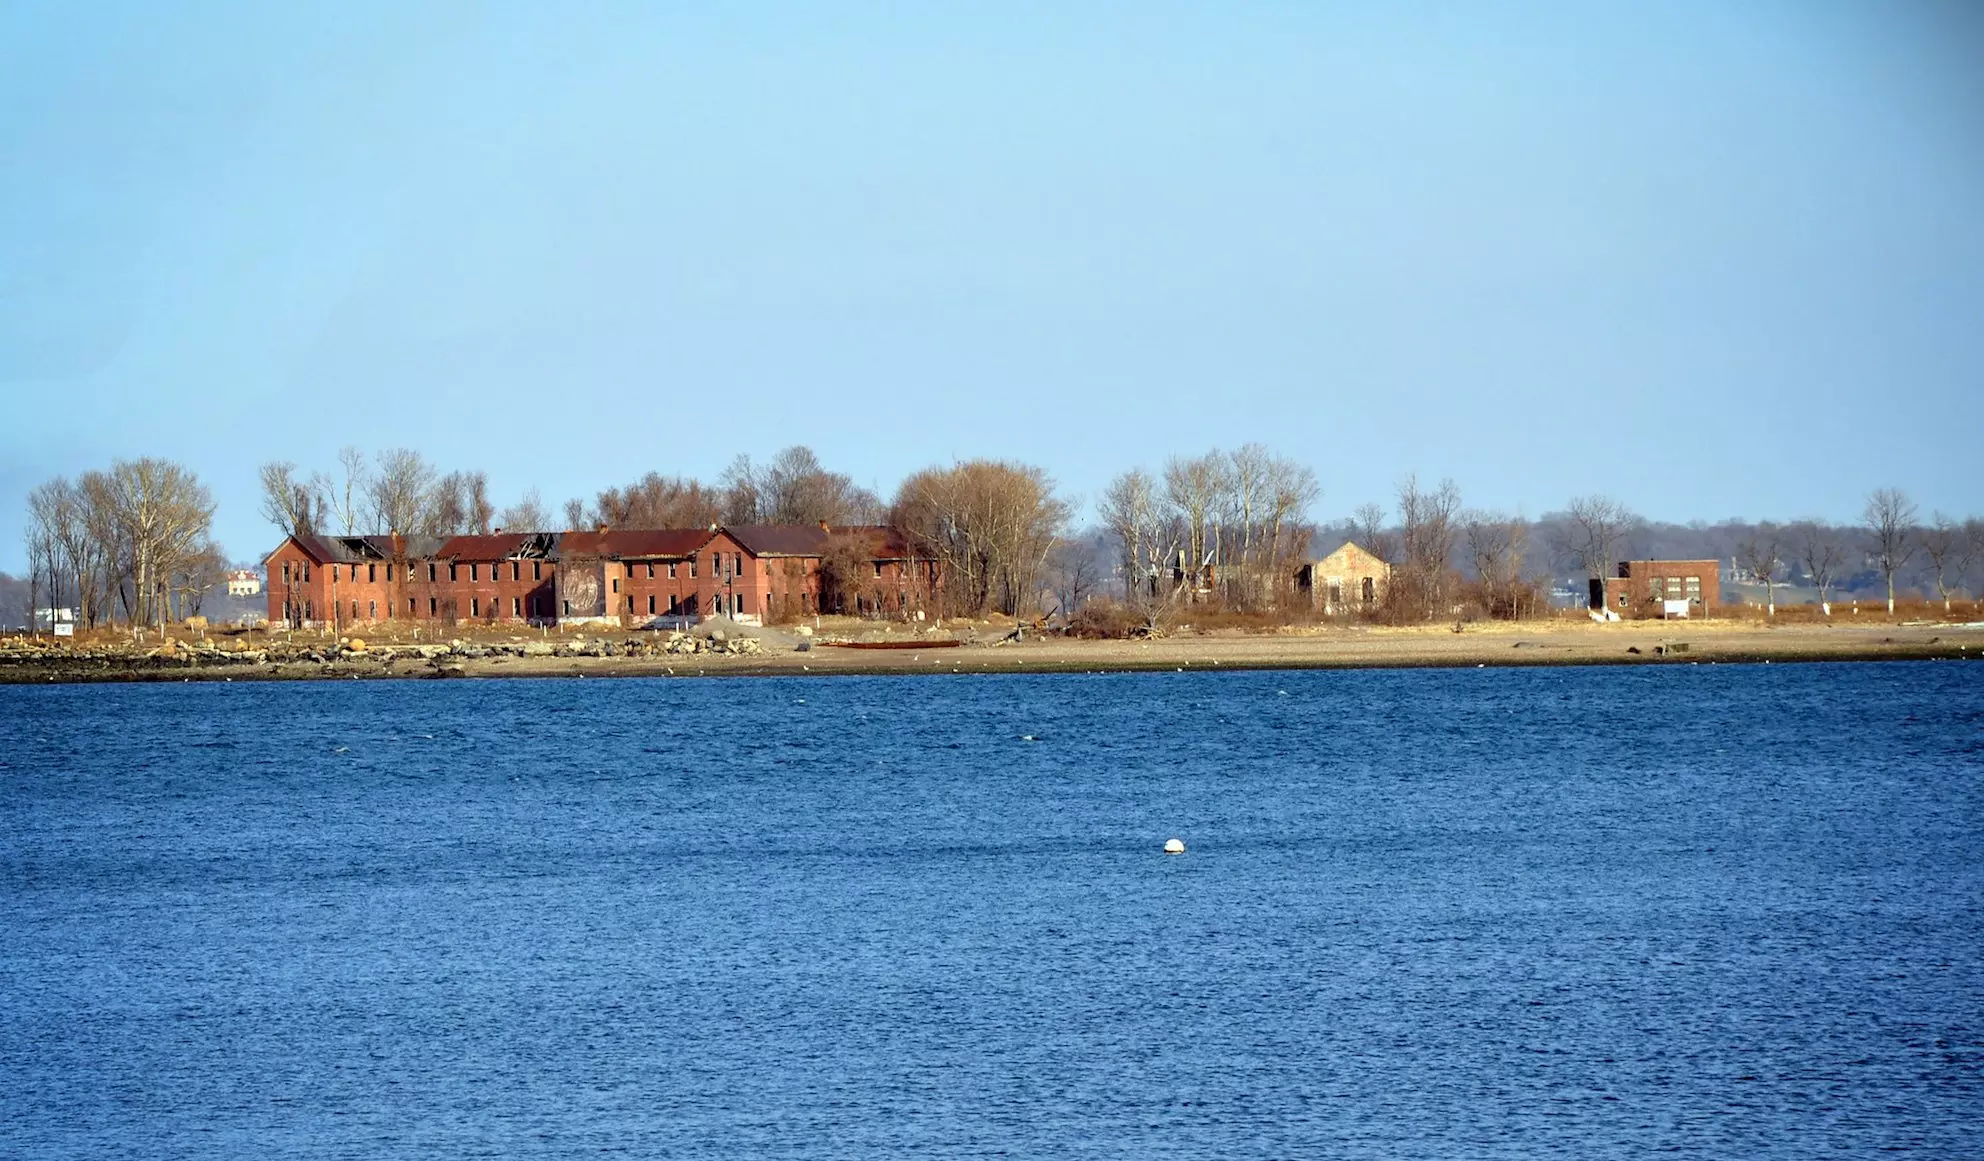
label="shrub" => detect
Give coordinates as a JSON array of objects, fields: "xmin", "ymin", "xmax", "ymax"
[{"xmin": 1066, "ymin": 600, "xmax": 1144, "ymax": 639}]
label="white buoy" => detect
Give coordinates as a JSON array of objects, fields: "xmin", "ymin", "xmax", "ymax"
[{"xmin": 1163, "ymin": 838, "xmax": 1186, "ymax": 855}]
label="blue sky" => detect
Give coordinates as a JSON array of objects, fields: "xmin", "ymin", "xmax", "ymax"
[{"xmin": 3, "ymin": 1, "xmax": 1980, "ymax": 567}]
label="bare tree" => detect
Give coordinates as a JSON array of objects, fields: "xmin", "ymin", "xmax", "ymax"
[
  {"xmin": 1791, "ymin": 520, "xmax": 1845, "ymax": 614},
  {"xmin": 1919, "ymin": 514, "xmax": 1968, "ymax": 612},
  {"xmin": 593, "ymin": 472, "xmax": 722, "ymax": 530},
  {"xmin": 1043, "ymin": 535, "xmax": 1105, "ymax": 619},
  {"xmin": 1099, "ymin": 467, "xmax": 1185, "ymax": 630},
  {"xmin": 1394, "ymin": 474, "xmax": 1462, "ymax": 621},
  {"xmin": 369, "ymin": 448, "xmax": 436, "ymax": 538},
  {"xmin": 1863, "ymin": 487, "xmax": 1917, "ymax": 614},
  {"xmin": 1227, "ymin": 447, "xmax": 1318, "ymax": 609},
  {"xmin": 21, "ymin": 529, "xmax": 44, "ymax": 635},
  {"xmin": 169, "ymin": 539, "xmax": 227, "ymax": 619},
  {"xmin": 815, "ymin": 531, "xmax": 874, "ymax": 615},
  {"xmin": 313, "ymin": 446, "xmax": 368, "ymax": 536},
  {"xmin": 1462, "ymin": 510, "xmax": 1538, "ymax": 619},
  {"xmin": 1968, "ymin": 519, "xmax": 1984, "ymax": 600},
  {"xmin": 99, "ymin": 458, "xmax": 216, "ymax": 633},
  {"xmin": 563, "ymin": 496, "xmax": 589, "ymax": 530},
  {"xmin": 758, "ymin": 446, "xmax": 880, "ymax": 525},
  {"xmin": 1100, "ymin": 469, "xmax": 1164, "ymax": 601},
  {"xmin": 892, "ymin": 460, "xmax": 1069, "ymax": 616},
  {"xmin": 76, "ymin": 471, "xmax": 123, "ymax": 628},
  {"xmin": 498, "ymin": 487, "xmax": 551, "ymax": 533},
  {"xmin": 1556, "ymin": 495, "xmax": 1640, "ymax": 587},
  {"xmin": 257, "ymin": 461, "xmax": 318, "ymax": 539},
  {"xmin": 1736, "ymin": 523, "xmax": 1783, "ymax": 617},
  {"xmin": 1163, "ymin": 453, "xmax": 1224, "ymax": 599},
  {"xmin": 465, "ymin": 472, "xmax": 493, "ymax": 535},
  {"xmin": 421, "ymin": 470, "xmax": 496, "ymax": 536},
  {"xmin": 1353, "ymin": 502, "xmax": 1393, "ymax": 564},
  {"xmin": 718, "ymin": 454, "xmax": 763, "ymax": 524}
]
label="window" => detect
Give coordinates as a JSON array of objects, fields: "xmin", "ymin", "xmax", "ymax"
[
  {"xmin": 765, "ymin": 561, "xmax": 772, "ymax": 576},
  {"xmin": 471, "ymin": 598, "xmax": 480, "ymax": 617},
  {"xmin": 668, "ymin": 562, "xmax": 678, "ymax": 579},
  {"xmin": 368, "ymin": 600, "xmax": 376, "ymax": 619},
  {"xmin": 302, "ymin": 564, "xmax": 309, "ymax": 581},
  {"xmin": 408, "ymin": 597, "xmax": 416, "ymax": 615},
  {"xmin": 511, "ymin": 561, "xmax": 519, "ymax": 581},
  {"xmin": 668, "ymin": 594, "xmax": 679, "ymax": 614},
  {"xmin": 626, "ymin": 595, "xmax": 635, "ymax": 612},
  {"xmin": 874, "ymin": 562, "xmax": 883, "ymax": 578},
  {"xmin": 563, "ymin": 599, "xmax": 572, "ymax": 616},
  {"xmin": 471, "ymin": 563, "xmax": 479, "ymax": 582},
  {"xmin": 386, "ymin": 564, "xmax": 393, "ymax": 582},
  {"xmin": 626, "ymin": 562, "xmax": 635, "ymax": 578},
  {"xmin": 646, "ymin": 562, "xmax": 655, "ymax": 578},
  {"xmin": 611, "ymin": 578, "xmax": 619, "ymax": 594},
  {"xmin": 532, "ymin": 561, "xmax": 542, "ymax": 580},
  {"xmin": 512, "ymin": 597, "xmax": 521, "ymax": 617},
  {"xmin": 350, "ymin": 601, "xmax": 359, "ymax": 621},
  {"xmin": 429, "ymin": 597, "xmax": 438, "ymax": 615},
  {"xmin": 449, "ymin": 563, "xmax": 458, "ymax": 582},
  {"xmin": 330, "ymin": 565, "xmax": 339, "ymax": 582},
  {"xmin": 429, "ymin": 562, "xmax": 437, "ymax": 582},
  {"xmin": 647, "ymin": 595, "xmax": 655, "ymax": 614},
  {"xmin": 689, "ymin": 559, "xmax": 697, "ymax": 578},
  {"xmin": 282, "ymin": 563, "xmax": 291, "ymax": 583},
  {"xmin": 367, "ymin": 564, "xmax": 376, "ymax": 583}
]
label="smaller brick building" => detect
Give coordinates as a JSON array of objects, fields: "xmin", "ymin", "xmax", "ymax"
[{"xmin": 1596, "ymin": 560, "xmax": 1720, "ymax": 617}]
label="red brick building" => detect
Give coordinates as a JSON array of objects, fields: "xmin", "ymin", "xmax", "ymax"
[
  {"xmin": 1595, "ymin": 559, "xmax": 1721, "ymax": 618},
  {"xmin": 264, "ymin": 524, "xmax": 936, "ymax": 630}
]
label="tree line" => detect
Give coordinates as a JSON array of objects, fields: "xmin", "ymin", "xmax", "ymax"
[
  {"xmin": 11, "ymin": 442, "xmax": 1981, "ymax": 630},
  {"xmin": 22, "ymin": 460, "xmax": 222, "ymax": 632}
]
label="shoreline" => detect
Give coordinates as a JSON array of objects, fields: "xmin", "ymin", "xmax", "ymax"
[{"xmin": 3, "ymin": 622, "xmax": 1976, "ymax": 685}]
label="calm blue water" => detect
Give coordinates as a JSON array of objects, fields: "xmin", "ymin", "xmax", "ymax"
[{"xmin": 3, "ymin": 662, "xmax": 1981, "ymax": 1158}]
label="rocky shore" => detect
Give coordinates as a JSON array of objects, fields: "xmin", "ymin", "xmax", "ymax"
[{"xmin": 1, "ymin": 619, "xmax": 1976, "ymax": 685}]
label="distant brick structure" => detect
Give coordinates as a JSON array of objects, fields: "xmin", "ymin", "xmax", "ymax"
[
  {"xmin": 1596, "ymin": 560, "xmax": 1720, "ymax": 617},
  {"xmin": 264, "ymin": 524, "xmax": 938, "ymax": 630},
  {"xmin": 1299, "ymin": 541, "xmax": 1391, "ymax": 614}
]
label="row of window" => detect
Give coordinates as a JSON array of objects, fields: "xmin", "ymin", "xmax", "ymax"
[
  {"xmin": 285, "ymin": 559, "xmax": 553, "ymax": 585},
  {"xmin": 612, "ymin": 553, "xmax": 782, "ymax": 581},
  {"xmin": 291, "ymin": 556, "xmax": 925, "ymax": 588}
]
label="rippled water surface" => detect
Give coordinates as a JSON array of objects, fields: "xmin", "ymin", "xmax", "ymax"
[{"xmin": 4, "ymin": 662, "xmax": 1982, "ymax": 1158}]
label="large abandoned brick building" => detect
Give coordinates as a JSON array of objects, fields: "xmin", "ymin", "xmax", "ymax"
[{"xmin": 265, "ymin": 524, "xmax": 935, "ymax": 629}]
